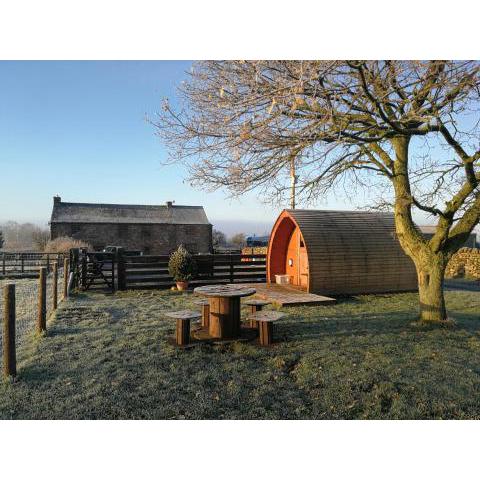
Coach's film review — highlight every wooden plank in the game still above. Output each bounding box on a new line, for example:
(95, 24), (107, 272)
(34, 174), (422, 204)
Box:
(125, 269), (169, 276)
(237, 282), (336, 307)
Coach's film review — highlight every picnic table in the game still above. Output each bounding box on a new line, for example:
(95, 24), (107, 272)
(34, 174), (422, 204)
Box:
(194, 284), (256, 339)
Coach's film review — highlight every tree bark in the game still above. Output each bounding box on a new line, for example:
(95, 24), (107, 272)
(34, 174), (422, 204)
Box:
(415, 256), (448, 323)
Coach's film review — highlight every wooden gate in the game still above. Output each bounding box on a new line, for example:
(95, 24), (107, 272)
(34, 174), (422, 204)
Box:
(71, 249), (115, 292)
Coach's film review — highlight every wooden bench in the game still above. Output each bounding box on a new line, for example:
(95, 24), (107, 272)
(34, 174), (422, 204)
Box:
(165, 310), (202, 346)
(244, 299), (271, 327)
(247, 311), (286, 346)
(193, 299), (210, 328)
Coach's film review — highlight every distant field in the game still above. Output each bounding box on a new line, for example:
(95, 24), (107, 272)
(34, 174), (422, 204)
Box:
(1, 284), (479, 419)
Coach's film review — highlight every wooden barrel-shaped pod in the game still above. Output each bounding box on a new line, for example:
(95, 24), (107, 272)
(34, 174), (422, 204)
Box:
(267, 209), (418, 295)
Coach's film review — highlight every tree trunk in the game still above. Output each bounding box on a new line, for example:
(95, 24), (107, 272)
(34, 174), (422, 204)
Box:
(390, 136), (450, 324)
(416, 258), (448, 323)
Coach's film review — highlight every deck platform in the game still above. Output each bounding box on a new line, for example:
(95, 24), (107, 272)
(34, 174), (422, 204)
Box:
(235, 283), (336, 307)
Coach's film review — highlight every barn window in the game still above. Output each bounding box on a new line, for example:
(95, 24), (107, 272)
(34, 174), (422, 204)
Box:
(71, 223), (81, 235)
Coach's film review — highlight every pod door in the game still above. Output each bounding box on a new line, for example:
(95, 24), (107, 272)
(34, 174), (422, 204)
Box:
(285, 229), (309, 289)
(299, 235), (309, 288)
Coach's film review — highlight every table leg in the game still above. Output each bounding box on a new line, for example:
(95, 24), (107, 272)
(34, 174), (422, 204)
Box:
(176, 318), (190, 346)
(209, 296), (241, 339)
(249, 304), (263, 328)
(258, 321), (273, 346)
(201, 303), (210, 328)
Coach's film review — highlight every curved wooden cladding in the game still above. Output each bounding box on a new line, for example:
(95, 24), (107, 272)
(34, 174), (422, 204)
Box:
(267, 209), (418, 295)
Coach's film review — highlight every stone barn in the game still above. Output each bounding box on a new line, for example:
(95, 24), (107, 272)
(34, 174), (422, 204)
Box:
(50, 196), (212, 254)
(267, 209), (418, 295)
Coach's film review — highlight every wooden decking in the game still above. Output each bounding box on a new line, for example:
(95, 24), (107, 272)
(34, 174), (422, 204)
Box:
(235, 283), (336, 307)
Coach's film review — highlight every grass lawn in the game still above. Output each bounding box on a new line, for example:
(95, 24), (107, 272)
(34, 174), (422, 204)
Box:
(1, 287), (479, 419)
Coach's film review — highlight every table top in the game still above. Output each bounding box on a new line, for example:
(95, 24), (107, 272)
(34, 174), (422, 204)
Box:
(244, 299), (271, 306)
(194, 284), (256, 298)
(164, 310), (202, 320)
(247, 311), (286, 322)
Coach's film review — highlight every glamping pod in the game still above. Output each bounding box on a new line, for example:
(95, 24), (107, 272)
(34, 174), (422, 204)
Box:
(267, 210), (418, 295)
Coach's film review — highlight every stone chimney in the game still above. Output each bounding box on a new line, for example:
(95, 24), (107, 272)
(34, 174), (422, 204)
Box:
(54, 195), (61, 205)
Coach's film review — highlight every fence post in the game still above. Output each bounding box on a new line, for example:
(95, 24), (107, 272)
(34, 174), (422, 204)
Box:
(21, 254), (24, 273)
(111, 253), (115, 292)
(46, 254), (50, 274)
(229, 254), (234, 283)
(63, 258), (69, 299)
(37, 267), (47, 333)
(81, 254), (87, 290)
(2, 253), (5, 276)
(52, 261), (58, 310)
(117, 248), (126, 291)
(69, 248), (78, 288)
(3, 284), (16, 378)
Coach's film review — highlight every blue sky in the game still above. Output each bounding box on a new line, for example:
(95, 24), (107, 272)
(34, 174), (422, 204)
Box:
(0, 61), (286, 234)
(0, 60), (461, 236)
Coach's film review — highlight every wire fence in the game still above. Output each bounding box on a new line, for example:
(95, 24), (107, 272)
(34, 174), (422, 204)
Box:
(0, 267), (64, 368)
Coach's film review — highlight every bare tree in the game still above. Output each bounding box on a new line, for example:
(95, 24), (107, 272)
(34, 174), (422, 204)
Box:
(0, 230), (4, 250)
(153, 61), (480, 323)
(212, 229), (227, 248)
(229, 233), (246, 249)
(0, 221), (49, 251)
(31, 227), (50, 251)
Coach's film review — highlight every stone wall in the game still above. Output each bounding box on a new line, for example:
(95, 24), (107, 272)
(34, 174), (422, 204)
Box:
(445, 248), (480, 279)
(51, 222), (212, 255)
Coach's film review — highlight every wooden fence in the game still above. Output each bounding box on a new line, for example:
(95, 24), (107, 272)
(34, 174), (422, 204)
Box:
(120, 253), (267, 290)
(2, 262), (70, 378)
(1, 252), (66, 276)
(70, 251), (115, 292)
(69, 249), (266, 291)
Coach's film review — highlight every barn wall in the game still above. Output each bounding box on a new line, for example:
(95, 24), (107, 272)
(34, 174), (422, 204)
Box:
(51, 222), (212, 255)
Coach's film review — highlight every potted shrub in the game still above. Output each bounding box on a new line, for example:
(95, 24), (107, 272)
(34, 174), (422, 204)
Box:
(168, 245), (198, 291)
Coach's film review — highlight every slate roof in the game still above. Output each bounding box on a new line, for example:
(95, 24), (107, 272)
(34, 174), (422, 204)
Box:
(51, 200), (210, 225)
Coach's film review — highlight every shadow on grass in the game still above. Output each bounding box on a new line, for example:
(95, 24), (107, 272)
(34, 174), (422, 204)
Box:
(46, 324), (118, 336)
(445, 279), (480, 292)
(278, 310), (480, 343)
(16, 364), (60, 385)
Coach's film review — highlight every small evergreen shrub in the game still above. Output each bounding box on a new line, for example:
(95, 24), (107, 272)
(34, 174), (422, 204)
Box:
(168, 245), (198, 282)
